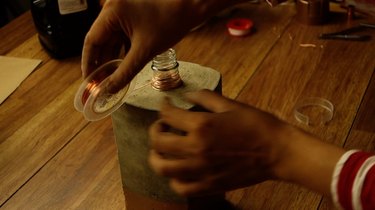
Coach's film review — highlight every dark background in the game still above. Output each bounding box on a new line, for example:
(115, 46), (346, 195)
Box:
(0, 0), (30, 27)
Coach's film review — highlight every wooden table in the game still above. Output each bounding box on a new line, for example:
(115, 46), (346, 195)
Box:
(1, 2), (374, 209)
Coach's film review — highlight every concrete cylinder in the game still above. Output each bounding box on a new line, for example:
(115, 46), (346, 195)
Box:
(112, 61), (225, 209)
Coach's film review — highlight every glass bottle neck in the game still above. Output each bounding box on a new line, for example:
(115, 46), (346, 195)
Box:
(151, 49), (182, 91)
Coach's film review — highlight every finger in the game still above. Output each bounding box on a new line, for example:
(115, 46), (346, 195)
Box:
(82, 15), (132, 82)
(82, 10), (118, 78)
(159, 97), (210, 132)
(185, 89), (237, 113)
(82, 32), (101, 78)
(149, 150), (204, 179)
(149, 120), (192, 155)
(98, 35), (122, 64)
(106, 39), (153, 93)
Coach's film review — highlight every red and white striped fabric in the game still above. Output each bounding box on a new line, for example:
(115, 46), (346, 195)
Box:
(331, 150), (375, 210)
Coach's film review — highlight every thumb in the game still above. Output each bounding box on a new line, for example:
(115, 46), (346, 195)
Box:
(106, 45), (151, 93)
(184, 89), (236, 113)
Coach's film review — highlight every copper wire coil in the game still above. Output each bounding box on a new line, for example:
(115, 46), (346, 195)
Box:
(81, 69), (111, 106)
(151, 70), (183, 91)
(81, 57), (182, 109)
(74, 59), (132, 121)
(81, 81), (99, 106)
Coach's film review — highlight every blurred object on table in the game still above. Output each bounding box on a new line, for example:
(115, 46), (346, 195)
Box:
(344, 0), (375, 17)
(296, 0), (330, 25)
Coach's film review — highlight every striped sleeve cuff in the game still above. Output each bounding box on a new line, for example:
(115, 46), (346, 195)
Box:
(331, 150), (375, 210)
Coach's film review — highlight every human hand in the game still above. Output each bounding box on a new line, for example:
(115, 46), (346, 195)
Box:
(82, 0), (240, 93)
(148, 90), (292, 196)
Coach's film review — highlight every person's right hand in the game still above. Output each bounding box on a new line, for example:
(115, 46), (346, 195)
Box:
(82, 0), (240, 93)
(148, 90), (290, 195)
(148, 90), (345, 197)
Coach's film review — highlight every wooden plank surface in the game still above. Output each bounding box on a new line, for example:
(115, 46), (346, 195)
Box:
(231, 16), (375, 209)
(1, 2), (374, 210)
(0, 76), (88, 204)
(320, 62), (375, 210)
(1, 119), (125, 210)
(0, 3), (296, 209)
(0, 13), (89, 205)
(175, 2), (295, 99)
(0, 12), (36, 55)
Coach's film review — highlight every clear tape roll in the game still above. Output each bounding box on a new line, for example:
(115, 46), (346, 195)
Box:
(294, 97), (334, 126)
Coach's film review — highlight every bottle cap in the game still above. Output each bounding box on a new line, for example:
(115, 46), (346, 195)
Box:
(226, 18), (253, 36)
(74, 59), (133, 121)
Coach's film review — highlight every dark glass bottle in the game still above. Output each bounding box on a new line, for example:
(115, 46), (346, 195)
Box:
(30, 0), (100, 58)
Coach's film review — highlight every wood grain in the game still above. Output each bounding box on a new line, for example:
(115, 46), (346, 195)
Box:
(236, 18), (375, 143)
(0, 77), (88, 204)
(174, 3), (295, 99)
(0, 38), (79, 144)
(0, 18), (89, 204)
(0, 12), (36, 55)
(319, 37), (375, 210)
(1, 119), (125, 210)
(1, 2), (374, 210)
(233, 17), (375, 209)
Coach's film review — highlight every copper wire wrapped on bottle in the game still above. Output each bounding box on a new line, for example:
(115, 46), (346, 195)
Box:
(151, 48), (183, 91)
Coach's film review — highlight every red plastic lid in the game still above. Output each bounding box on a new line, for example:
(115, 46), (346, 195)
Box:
(226, 18), (253, 36)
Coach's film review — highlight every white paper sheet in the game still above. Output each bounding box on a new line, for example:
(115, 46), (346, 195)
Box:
(0, 56), (42, 104)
